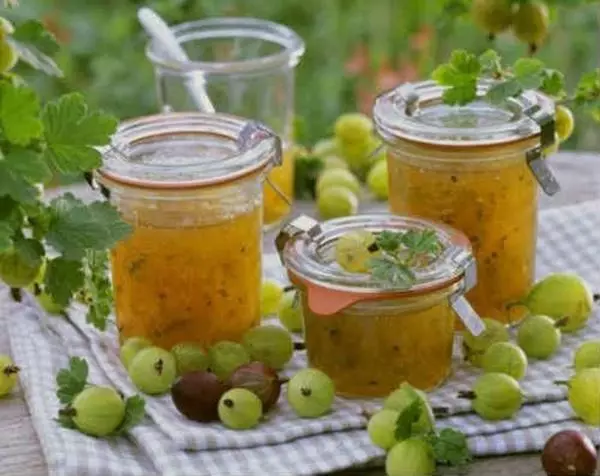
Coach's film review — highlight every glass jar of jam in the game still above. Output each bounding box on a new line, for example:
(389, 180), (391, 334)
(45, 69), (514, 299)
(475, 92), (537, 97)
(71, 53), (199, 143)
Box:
(98, 113), (280, 349)
(146, 17), (305, 229)
(373, 79), (557, 325)
(277, 214), (482, 397)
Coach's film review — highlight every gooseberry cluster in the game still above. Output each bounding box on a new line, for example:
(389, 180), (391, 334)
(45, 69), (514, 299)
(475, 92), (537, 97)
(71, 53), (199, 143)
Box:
(295, 112), (389, 220)
(471, 0), (551, 53)
(120, 324), (335, 430)
(460, 272), (599, 425)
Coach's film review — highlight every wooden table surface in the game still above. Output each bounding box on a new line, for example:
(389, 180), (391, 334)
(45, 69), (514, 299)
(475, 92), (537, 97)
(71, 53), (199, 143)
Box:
(1, 151), (599, 476)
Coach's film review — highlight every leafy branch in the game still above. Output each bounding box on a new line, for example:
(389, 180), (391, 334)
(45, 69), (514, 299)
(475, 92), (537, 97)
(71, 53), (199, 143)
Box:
(0, 16), (131, 330)
(431, 49), (600, 121)
(368, 229), (444, 288)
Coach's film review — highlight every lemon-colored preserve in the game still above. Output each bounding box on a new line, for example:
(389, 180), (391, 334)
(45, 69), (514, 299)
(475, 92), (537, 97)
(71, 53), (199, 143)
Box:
(300, 286), (457, 396)
(387, 140), (538, 324)
(373, 80), (555, 325)
(100, 113), (277, 349)
(145, 18), (305, 228)
(280, 215), (478, 397)
(263, 148), (294, 225)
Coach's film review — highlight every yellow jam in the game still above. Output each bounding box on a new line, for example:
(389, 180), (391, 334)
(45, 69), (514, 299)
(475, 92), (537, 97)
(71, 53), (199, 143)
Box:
(387, 141), (537, 325)
(111, 199), (262, 350)
(263, 148), (294, 227)
(301, 288), (456, 397)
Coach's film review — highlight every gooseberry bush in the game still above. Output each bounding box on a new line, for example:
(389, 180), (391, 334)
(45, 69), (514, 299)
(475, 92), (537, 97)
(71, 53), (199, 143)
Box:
(0, 8), (130, 330)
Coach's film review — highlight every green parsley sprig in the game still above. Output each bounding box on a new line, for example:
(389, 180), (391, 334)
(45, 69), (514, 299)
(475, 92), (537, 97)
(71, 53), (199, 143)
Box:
(395, 398), (472, 468)
(56, 357), (146, 437)
(0, 19), (131, 330)
(431, 49), (600, 120)
(368, 229), (444, 288)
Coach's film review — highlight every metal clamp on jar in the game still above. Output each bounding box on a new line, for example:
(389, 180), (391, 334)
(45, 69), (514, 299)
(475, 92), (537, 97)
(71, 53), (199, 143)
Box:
(276, 214), (484, 397)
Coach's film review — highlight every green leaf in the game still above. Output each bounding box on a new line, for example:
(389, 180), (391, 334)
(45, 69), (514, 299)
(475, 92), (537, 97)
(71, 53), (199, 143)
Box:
(46, 193), (132, 260)
(511, 58), (546, 90)
(114, 395), (146, 435)
(55, 412), (77, 430)
(375, 230), (403, 252)
(56, 357), (88, 405)
(83, 250), (114, 331)
(294, 155), (324, 200)
(44, 257), (84, 307)
(575, 69), (600, 105)
(12, 20), (59, 55)
(14, 238), (44, 268)
(540, 70), (566, 97)
(442, 81), (478, 106)
(0, 222), (12, 251)
(401, 230), (441, 255)
(485, 79), (523, 104)
(0, 83), (42, 145)
(449, 50), (480, 76)
(0, 148), (51, 203)
(394, 398), (423, 441)
(42, 93), (118, 174)
(431, 64), (456, 86)
(429, 428), (472, 466)
(369, 257), (415, 288)
(479, 50), (502, 76)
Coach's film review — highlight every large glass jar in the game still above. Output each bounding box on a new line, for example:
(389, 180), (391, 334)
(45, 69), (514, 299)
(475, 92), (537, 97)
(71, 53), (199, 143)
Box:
(278, 215), (481, 397)
(98, 113), (279, 349)
(146, 18), (305, 228)
(373, 80), (557, 325)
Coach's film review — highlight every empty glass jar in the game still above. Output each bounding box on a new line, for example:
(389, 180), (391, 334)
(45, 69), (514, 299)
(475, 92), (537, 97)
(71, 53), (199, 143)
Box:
(146, 17), (305, 228)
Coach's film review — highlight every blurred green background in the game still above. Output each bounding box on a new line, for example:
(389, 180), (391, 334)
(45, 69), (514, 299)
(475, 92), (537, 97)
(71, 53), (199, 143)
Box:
(6, 0), (600, 150)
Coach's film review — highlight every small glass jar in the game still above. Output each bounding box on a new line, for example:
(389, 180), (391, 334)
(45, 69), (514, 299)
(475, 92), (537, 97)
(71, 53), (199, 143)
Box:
(146, 18), (305, 229)
(277, 214), (481, 397)
(373, 80), (557, 325)
(98, 113), (280, 349)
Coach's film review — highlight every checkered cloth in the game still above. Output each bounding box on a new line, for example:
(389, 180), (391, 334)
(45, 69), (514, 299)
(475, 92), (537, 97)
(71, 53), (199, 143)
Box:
(5, 198), (600, 476)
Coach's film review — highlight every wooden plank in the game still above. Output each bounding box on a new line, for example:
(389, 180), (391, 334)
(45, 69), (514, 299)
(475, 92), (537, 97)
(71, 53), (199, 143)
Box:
(0, 151), (597, 476)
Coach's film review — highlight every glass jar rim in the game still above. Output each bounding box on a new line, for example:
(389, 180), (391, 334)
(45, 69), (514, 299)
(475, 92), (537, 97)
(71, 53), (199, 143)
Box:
(146, 17), (306, 74)
(282, 214), (474, 298)
(373, 79), (554, 148)
(98, 112), (278, 190)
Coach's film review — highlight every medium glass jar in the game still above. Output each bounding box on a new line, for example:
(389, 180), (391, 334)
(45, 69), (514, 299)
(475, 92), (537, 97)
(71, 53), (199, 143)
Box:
(146, 18), (305, 228)
(278, 214), (481, 397)
(373, 80), (557, 325)
(98, 113), (279, 349)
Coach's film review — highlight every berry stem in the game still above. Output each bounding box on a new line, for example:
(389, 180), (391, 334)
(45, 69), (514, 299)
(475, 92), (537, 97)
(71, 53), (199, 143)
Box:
(457, 390), (477, 400)
(277, 377), (290, 385)
(283, 285), (295, 293)
(554, 317), (569, 328)
(2, 365), (19, 376)
(58, 407), (76, 418)
(554, 380), (570, 388)
(433, 406), (450, 418)
(294, 341), (306, 351)
(10, 288), (21, 302)
(593, 293), (600, 302)
(223, 398), (234, 408)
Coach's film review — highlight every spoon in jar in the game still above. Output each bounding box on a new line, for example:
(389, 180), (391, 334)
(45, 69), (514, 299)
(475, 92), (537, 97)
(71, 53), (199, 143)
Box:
(137, 7), (216, 113)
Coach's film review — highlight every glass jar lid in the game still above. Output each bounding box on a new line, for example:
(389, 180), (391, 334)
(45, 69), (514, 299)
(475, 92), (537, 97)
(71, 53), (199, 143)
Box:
(99, 112), (280, 190)
(278, 214), (477, 313)
(373, 79), (555, 148)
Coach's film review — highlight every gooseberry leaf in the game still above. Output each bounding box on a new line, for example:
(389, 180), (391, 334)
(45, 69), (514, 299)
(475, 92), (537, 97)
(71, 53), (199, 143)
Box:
(0, 222), (12, 251)
(294, 155), (324, 200)
(42, 93), (118, 174)
(46, 193), (132, 260)
(486, 79), (522, 104)
(14, 238), (44, 268)
(82, 250), (113, 331)
(12, 20), (59, 55)
(114, 395), (146, 435)
(44, 257), (84, 307)
(394, 398), (423, 441)
(541, 70), (566, 98)
(56, 357), (88, 405)
(574, 69), (600, 105)
(0, 148), (51, 203)
(55, 411), (77, 430)
(479, 50), (502, 77)
(0, 83), (43, 146)
(428, 428), (472, 466)
(512, 58), (546, 90)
